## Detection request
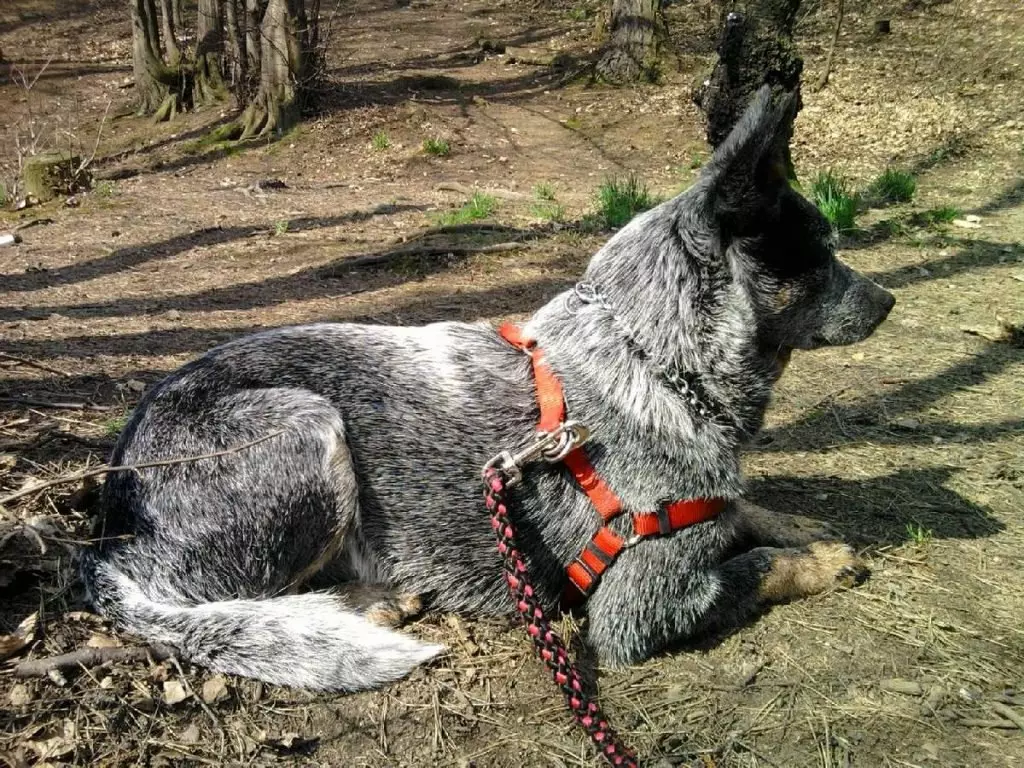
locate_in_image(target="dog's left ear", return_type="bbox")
[702,86,800,236]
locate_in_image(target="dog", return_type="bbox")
[80,87,895,692]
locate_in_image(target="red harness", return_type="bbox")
[498,324,726,605]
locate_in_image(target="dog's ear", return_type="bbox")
[702,86,799,235]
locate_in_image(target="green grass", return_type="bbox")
[567,4,592,21]
[867,168,917,204]
[93,180,117,198]
[533,182,556,201]
[273,220,289,236]
[432,192,498,227]
[905,521,933,546]
[530,183,564,222]
[595,174,659,229]
[809,170,859,231]
[921,205,962,224]
[423,137,451,157]
[371,130,391,151]
[103,414,130,437]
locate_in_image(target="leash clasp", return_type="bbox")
[483,421,591,487]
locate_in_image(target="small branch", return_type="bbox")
[436,182,531,201]
[0,353,71,378]
[14,644,175,678]
[0,430,285,507]
[990,702,1024,732]
[815,0,846,92]
[320,242,528,275]
[78,96,113,176]
[0,397,112,411]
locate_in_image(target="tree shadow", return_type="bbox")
[0,203,429,295]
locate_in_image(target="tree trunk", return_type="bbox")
[171,0,183,31]
[236,0,310,138]
[130,0,185,120]
[193,0,229,106]
[158,0,181,65]
[694,0,804,150]
[595,0,666,84]
[245,0,263,75]
[224,0,247,91]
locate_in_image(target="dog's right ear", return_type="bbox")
[702,86,799,236]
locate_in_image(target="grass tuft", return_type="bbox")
[905,521,934,546]
[423,137,451,157]
[921,205,961,225]
[372,130,391,151]
[432,192,498,227]
[595,174,658,229]
[809,170,859,231]
[868,168,917,204]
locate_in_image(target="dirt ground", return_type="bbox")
[1,0,1023,765]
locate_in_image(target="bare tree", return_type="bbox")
[595,0,667,83]
[694,0,804,153]
[130,0,186,120]
[158,0,181,66]
[235,0,318,138]
[193,0,229,105]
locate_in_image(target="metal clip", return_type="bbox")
[483,421,591,486]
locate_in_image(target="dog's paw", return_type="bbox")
[365,592,425,628]
[808,541,870,590]
[759,542,869,602]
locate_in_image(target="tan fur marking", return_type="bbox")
[364,605,404,628]
[758,542,867,602]
[396,593,424,618]
[287,524,348,594]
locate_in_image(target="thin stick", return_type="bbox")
[78,96,113,176]
[990,702,1024,732]
[0,397,111,411]
[0,353,72,378]
[0,430,285,507]
[14,644,175,678]
[436,182,531,201]
[815,0,845,91]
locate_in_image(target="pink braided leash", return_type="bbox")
[483,467,640,767]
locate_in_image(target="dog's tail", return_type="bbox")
[80,553,444,691]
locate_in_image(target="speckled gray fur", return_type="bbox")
[80,87,895,691]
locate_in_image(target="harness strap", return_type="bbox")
[498,323,725,605]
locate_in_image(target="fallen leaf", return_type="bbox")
[86,632,121,649]
[0,612,39,661]
[201,674,229,705]
[162,680,190,706]
[9,683,34,707]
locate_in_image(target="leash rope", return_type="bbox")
[483,466,639,767]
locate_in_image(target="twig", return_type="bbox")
[14,644,175,678]
[320,241,529,274]
[0,430,285,507]
[990,702,1024,732]
[78,96,113,176]
[13,218,55,232]
[0,397,112,411]
[958,717,1021,730]
[0,353,72,378]
[436,181,531,201]
[815,0,845,91]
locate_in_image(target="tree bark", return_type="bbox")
[130,0,186,120]
[245,0,263,75]
[193,0,229,106]
[595,0,666,84]
[171,0,183,31]
[236,0,310,138]
[224,0,247,90]
[694,0,804,150]
[158,0,181,65]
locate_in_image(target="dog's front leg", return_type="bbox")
[585,540,868,667]
[734,498,841,548]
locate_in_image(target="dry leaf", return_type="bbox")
[201,674,229,705]
[86,632,121,649]
[0,612,39,661]
[162,680,190,706]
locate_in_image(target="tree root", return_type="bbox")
[14,644,175,678]
[150,92,182,123]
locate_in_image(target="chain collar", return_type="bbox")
[565,282,722,421]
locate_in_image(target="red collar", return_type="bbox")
[499,324,726,607]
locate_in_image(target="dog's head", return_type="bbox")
[698,86,895,364]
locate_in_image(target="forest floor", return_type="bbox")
[1,0,1023,766]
